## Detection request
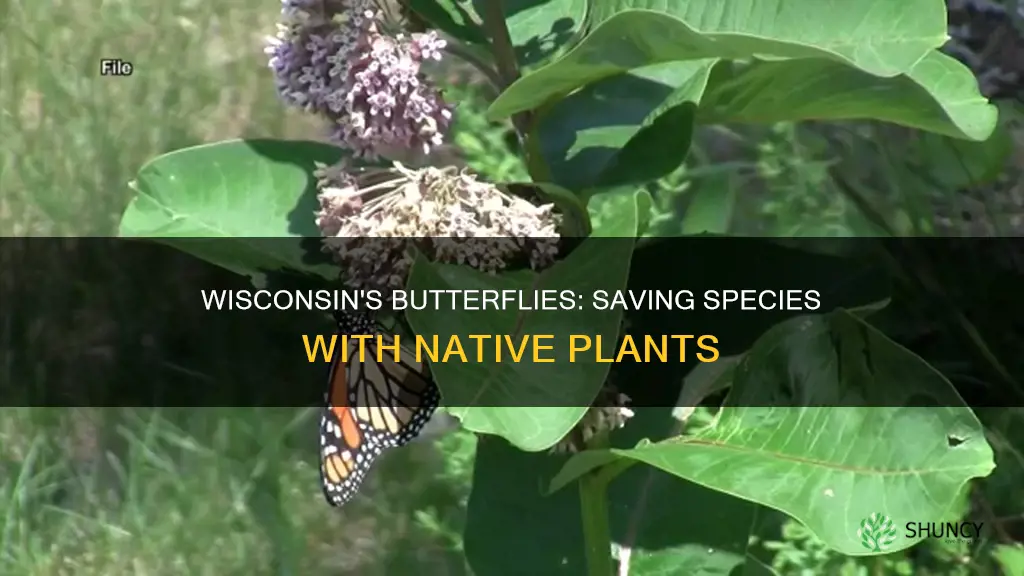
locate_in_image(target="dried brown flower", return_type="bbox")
[551,387,635,454]
[314,161,562,293]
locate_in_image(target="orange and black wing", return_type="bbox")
[350,334,440,447]
[319,315,441,507]
[319,341,384,507]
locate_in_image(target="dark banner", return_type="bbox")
[0,237,1020,407]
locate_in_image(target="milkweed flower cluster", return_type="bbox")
[314,161,562,293]
[265,0,453,159]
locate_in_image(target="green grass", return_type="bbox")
[0,2,486,574]
[0,0,320,235]
[0,407,477,574]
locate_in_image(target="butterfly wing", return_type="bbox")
[354,334,440,448]
[319,340,383,507]
[319,321,441,507]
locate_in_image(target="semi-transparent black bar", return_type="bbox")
[0,237,1019,407]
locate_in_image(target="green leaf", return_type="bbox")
[672,353,742,423]
[118,139,345,282]
[699,51,998,141]
[465,438,588,575]
[993,544,1024,576]
[679,171,737,235]
[535,61,713,189]
[419,0,585,66]
[604,413,755,575]
[490,2,948,119]
[587,187,653,237]
[406,0,489,45]
[586,1,945,75]
[465,410,755,575]
[404,191,644,451]
[905,124,1014,189]
[556,309,995,555]
[975,408,1024,537]
[475,0,588,69]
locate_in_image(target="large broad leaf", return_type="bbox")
[554,309,995,555]
[465,409,756,576]
[404,190,645,451]
[699,51,998,141]
[497,2,993,199]
[410,0,585,66]
[118,139,345,282]
[586,0,945,74]
[607,237,891,415]
[489,2,948,119]
[535,60,714,190]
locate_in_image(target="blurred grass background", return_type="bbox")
[1,0,1023,574]
[0,1,487,573]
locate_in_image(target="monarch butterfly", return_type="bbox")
[319,312,440,506]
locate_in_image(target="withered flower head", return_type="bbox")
[315,161,562,293]
[551,387,635,454]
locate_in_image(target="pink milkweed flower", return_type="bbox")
[266,1,453,161]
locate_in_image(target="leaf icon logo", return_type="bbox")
[858,513,897,552]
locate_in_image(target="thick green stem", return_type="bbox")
[578,471,614,576]
[479,0,532,138]
[479,0,520,90]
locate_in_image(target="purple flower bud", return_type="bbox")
[266,0,453,161]
[331,23,453,159]
[265,23,350,113]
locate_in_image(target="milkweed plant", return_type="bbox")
[119,0,1008,574]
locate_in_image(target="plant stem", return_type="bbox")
[442,43,503,100]
[579,471,614,576]
[479,0,531,136]
[480,1,519,88]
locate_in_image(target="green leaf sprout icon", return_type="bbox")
[858,513,897,552]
